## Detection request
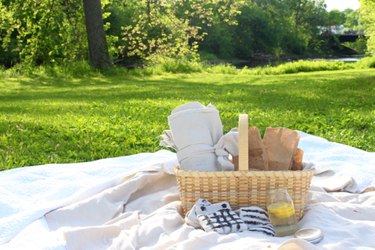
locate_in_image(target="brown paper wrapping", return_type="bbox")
[232,127,302,171]
[263,127,300,171]
[248,126,268,170]
[291,148,304,171]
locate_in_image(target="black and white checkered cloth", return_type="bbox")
[198,207,247,234]
[239,206,275,236]
[185,199,274,236]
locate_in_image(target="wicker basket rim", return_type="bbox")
[175,167,315,174]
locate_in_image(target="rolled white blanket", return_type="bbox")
[167,102,223,171]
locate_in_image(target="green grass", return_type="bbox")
[1,66,374,170]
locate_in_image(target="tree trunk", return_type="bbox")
[82,0,112,69]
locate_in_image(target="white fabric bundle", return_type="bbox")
[160,102,240,171]
[165,102,224,171]
[214,128,239,170]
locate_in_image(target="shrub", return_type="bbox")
[0,61,100,78]
[158,59,203,74]
[273,60,353,74]
[206,64,238,74]
[356,56,375,68]
[241,60,355,75]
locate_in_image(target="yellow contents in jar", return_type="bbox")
[267,202,295,219]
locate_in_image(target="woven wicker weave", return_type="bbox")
[175,114,314,220]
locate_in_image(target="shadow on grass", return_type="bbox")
[3,70,374,114]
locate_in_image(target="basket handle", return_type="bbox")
[238,114,249,171]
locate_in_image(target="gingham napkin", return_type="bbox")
[186,199,274,235]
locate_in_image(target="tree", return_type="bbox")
[116,0,243,64]
[231,3,280,58]
[0,0,87,66]
[82,0,112,68]
[326,9,346,32]
[359,0,375,54]
[248,0,327,56]
[343,9,360,32]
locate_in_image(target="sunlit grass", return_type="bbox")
[0,66,374,170]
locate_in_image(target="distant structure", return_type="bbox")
[319,25,365,42]
[318,25,365,55]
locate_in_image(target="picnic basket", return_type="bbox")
[175,114,314,220]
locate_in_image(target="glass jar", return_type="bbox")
[267,188,299,237]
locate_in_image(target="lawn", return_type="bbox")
[1,68,374,170]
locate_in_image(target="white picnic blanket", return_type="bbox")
[0,132,375,249]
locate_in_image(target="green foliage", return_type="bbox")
[120,5,199,62]
[199,51,220,62]
[0,0,87,66]
[327,9,346,26]
[0,2,19,67]
[1,67,374,170]
[233,3,280,58]
[142,56,375,75]
[203,0,331,59]
[104,0,138,58]
[205,63,238,74]
[2,56,374,78]
[343,38,368,54]
[359,0,375,54]
[0,60,99,78]
[282,0,327,55]
[343,9,361,32]
[247,58,375,74]
[146,57,375,75]
[199,22,235,59]
[0,0,118,66]
[356,56,375,68]
[261,60,353,74]
[117,0,243,64]
[0,0,366,68]
[154,58,204,74]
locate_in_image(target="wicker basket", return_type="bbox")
[175,114,314,220]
